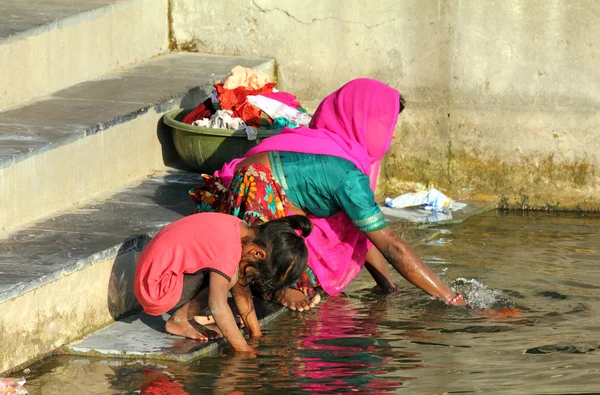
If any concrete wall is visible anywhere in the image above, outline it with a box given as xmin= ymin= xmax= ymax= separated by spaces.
xmin=171 ymin=0 xmax=600 ymax=210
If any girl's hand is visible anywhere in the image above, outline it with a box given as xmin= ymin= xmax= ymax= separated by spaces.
xmin=194 ymin=324 xmax=222 ymax=340
xmin=248 ymin=335 xmax=271 ymax=346
xmin=233 ymin=345 xmax=259 ymax=358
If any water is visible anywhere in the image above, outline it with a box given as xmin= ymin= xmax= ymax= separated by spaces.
xmin=21 ymin=211 xmax=600 ymax=394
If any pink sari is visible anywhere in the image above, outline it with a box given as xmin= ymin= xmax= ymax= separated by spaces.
xmin=216 ymin=79 xmax=400 ymax=295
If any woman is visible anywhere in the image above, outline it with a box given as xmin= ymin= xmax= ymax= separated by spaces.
xmin=191 ymin=78 xmax=466 ymax=311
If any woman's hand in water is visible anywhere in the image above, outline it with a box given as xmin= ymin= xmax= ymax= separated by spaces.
xmin=366 ymin=226 xmax=460 ymax=302
xmin=247 ymin=335 xmax=270 ymax=350
xmin=447 ymin=293 xmax=468 ymax=306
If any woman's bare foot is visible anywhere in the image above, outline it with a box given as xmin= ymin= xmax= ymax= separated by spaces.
xmin=166 ymin=315 xmax=222 ymax=341
xmin=280 ymin=289 xmax=321 ymax=312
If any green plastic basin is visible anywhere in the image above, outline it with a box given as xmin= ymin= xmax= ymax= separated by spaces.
xmin=163 ymin=108 xmax=279 ymax=173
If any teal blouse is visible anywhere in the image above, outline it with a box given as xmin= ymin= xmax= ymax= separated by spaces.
xmin=268 ymin=151 xmax=387 ymax=233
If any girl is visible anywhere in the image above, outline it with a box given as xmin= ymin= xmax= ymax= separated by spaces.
xmin=134 ymin=212 xmax=312 ymax=353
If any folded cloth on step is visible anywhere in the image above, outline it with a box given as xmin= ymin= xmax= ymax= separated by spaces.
xmin=385 ymin=187 xmax=453 ymax=212
xmin=192 ymin=110 xmax=257 ymax=140
xmin=247 ymin=95 xmax=311 ymax=126
xmin=222 ymin=65 xmax=271 ymax=90
xmin=181 ymin=97 xmax=216 ymax=124
xmin=216 ymin=82 xmax=276 ymax=127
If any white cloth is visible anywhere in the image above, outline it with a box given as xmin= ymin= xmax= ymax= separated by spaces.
xmin=384 ymin=188 xmax=454 ymax=212
xmin=246 ymin=95 xmax=311 ymax=126
xmin=192 ymin=110 xmax=257 ymax=140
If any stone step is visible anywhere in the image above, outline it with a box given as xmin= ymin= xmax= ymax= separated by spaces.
xmin=0 ymin=0 xmax=168 ymax=110
xmin=0 ymin=168 xmax=201 ymax=374
xmin=0 ymin=52 xmax=274 ymax=234
xmin=64 ymin=301 xmax=285 ymax=362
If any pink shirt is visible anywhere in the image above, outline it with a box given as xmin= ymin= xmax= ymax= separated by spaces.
xmin=134 ymin=212 xmax=244 ymax=315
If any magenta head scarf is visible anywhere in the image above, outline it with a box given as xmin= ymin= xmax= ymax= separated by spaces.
xmin=215 ymin=78 xmax=400 ymax=189
xmin=306 ymin=78 xmax=400 ymax=172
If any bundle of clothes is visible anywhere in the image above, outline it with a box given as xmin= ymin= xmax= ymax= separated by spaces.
xmin=182 ymin=65 xmax=311 ymax=140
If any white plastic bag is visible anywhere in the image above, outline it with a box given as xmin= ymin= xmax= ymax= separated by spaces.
xmin=385 ymin=188 xmax=453 ymax=212
xmin=247 ymin=95 xmax=311 ymax=126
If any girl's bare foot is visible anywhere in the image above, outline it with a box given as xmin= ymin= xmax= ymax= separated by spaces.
xmin=280 ymin=289 xmax=321 ymax=312
xmin=166 ymin=315 xmax=222 ymax=341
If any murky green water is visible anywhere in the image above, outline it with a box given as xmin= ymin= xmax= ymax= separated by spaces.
xmin=22 ymin=211 xmax=600 ymax=394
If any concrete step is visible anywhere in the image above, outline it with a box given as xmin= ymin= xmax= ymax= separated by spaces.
xmin=0 ymin=0 xmax=168 ymax=110
xmin=64 ymin=301 xmax=285 ymax=362
xmin=0 ymin=168 xmax=201 ymax=374
xmin=0 ymin=52 xmax=274 ymax=234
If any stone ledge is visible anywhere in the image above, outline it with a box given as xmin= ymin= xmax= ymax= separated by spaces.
xmin=0 ymin=52 xmax=274 ymax=232
xmin=0 ymin=0 xmax=118 ymax=43
xmin=0 ymin=53 xmax=273 ymax=170
xmin=0 ymin=0 xmax=169 ymax=110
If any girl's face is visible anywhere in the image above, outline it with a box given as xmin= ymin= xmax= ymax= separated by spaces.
xmin=241 ymin=241 xmax=266 ymax=263
xmin=238 ymin=241 xmax=266 ymax=285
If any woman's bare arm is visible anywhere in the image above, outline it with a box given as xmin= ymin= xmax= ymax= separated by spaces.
xmin=366 ymin=226 xmax=466 ymax=305
xmin=364 ymin=247 xmax=398 ymax=292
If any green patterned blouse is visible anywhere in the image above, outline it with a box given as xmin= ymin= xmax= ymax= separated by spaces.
xmin=268 ymin=151 xmax=387 ymax=233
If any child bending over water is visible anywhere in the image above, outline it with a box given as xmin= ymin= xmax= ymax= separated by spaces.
xmin=134 ymin=212 xmax=312 ymax=353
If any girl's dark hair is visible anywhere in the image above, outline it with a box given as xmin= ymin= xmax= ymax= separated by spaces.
xmin=241 ymin=215 xmax=312 ymax=299
xmin=399 ymin=95 xmax=406 ymax=114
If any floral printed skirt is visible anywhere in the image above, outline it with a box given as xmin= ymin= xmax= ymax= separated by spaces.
xmin=189 ymin=164 xmax=321 ymax=297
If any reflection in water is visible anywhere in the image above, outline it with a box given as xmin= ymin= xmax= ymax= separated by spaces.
xmin=22 ymin=212 xmax=600 ymax=394
xmin=137 ymin=368 xmax=189 ymax=395
xmin=291 ymin=297 xmax=411 ymax=394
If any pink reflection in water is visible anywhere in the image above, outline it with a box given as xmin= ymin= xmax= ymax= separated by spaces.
xmin=139 ymin=367 xmax=189 ymax=395
xmin=293 ymin=296 xmax=410 ymax=394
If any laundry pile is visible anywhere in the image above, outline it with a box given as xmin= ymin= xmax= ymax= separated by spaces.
xmin=182 ymin=66 xmax=311 ymax=140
